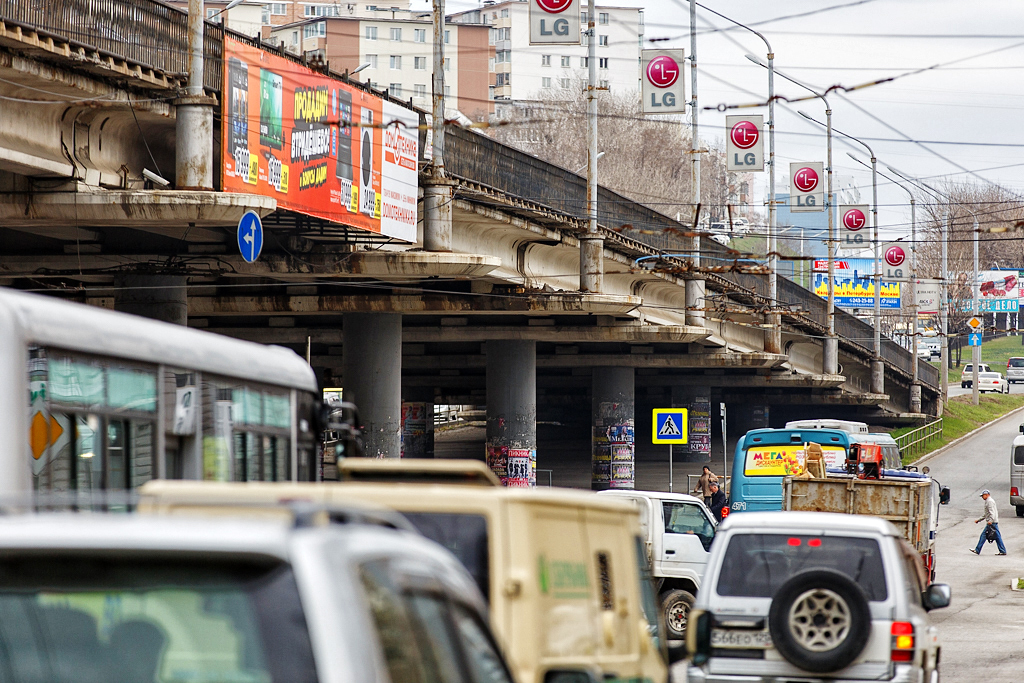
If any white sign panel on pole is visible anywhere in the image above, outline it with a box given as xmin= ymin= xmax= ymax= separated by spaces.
xmin=641 ymin=50 xmax=685 ymax=114
xmin=726 ymin=115 xmax=763 ymax=172
xmin=789 ymin=162 xmax=824 ymax=212
xmin=915 ymin=279 xmax=941 ymax=315
xmin=880 ymin=242 xmax=910 ymax=280
xmin=529 ymin=0 xmax=580 ymax=45
xmin=838 ymin=204 xmax=869 ymax=251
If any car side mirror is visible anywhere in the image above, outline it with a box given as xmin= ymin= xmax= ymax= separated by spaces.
xmin=1019 ymin=423 xmax=1024 ymax=434
xmin=923 ymin=583 xmax=951 ymax=611
xmin=939 ymin=487 xmax=950 ymax=505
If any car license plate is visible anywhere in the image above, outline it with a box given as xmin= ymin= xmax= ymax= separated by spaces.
xmin=710 ymin=629 xmax=773 ymax=649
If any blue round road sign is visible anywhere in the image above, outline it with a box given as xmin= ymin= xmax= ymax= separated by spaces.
xmin=237 ymin=211 xmax=263 ymax=263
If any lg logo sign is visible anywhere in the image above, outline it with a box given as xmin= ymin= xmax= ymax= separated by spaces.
xmin=641 ymin=50 xmax=685 ymax=114
xmin=885 ymin=245 xmax=906 ymax=268
xmin=843 ymin=208 xmax=866 ymax=231
xmin=794 ymin=166 xmax=819 ymax=192
xmin=726 ymin=115 xmax=763 ymax=171
xmin=529 ymin=0 xmax=579 ymax=45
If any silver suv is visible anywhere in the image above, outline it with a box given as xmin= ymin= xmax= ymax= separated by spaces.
xmin=0 ymin=513 xmax=515 ymax=683
xmin=685 ymin=512 xmax=950 ymax=683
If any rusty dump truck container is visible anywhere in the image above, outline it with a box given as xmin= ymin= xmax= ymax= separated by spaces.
xmin=782 ymin=474 xmax=939 ymax=573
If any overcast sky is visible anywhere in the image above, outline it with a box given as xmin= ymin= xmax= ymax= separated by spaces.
xmin=415 ymin=0 xmax=1024 ymax=243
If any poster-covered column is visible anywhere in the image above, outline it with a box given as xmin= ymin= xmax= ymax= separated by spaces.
xmin=485 ymin=341 xmax=537 ymax=487
xmin=671 ymin=386 xmax=711 ymax=463
xmin=591 ymin=367 xmax=635 ymax=490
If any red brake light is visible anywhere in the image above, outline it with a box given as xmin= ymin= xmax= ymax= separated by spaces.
xmin=808 ymin=538 xmax=822 ymax=547
xmin=1012 ymin=487 xmax=1019 ymax=497
xmin=787 ymin=537 xmax=801 ymax=546
xmin=720 ymin=507 xmax=729 ymax=518
xmin=891 ymin=621 xmax=915 ymax=662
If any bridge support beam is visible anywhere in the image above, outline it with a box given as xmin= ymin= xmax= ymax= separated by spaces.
xmin=114 ymin=274 xmax=187 ymax=325
xmin=685 ymin=278 xmax=705 ymax=327
xmin=423 ymin=180 xmax=454 ymax=252
xmin=823 ymin=336 xmax=839 ymax=375
xmin=486 ymin=340 xmax=537 ymax=486
xmin=176 ymin=0 xmax=214 ymax=190
xmin=870 ymin=359 xmax=885 ymax=395
xmin=910 ymin=384 xmax=922 ymax=414
xmin=344 ymin=313 xmax=402 ymax=458
xmin=591 ymin=367 xmax=635 ymax=491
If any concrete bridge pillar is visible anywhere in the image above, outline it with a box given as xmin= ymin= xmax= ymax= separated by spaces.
xmin=401 ymin=389 xmax=435 ymax=458
xmin=910 ymin=384 xmax=922 ymax=414
xmin=672 ymin=385 xmax=712 ymax=464
xmin=870 ymin=359 xmax=885 ymax=395
xmin=485 ymin=340 xmax=536 ymax=486
xmin=344 ymin=313 xmax=402 ymax=458
xmin=113 ymin=274 xmax=187 ymax=325
xmin=591 ymin=367 xmax=634 ymax=491
xmin=685 ymin=278 xmax=706 ymax=327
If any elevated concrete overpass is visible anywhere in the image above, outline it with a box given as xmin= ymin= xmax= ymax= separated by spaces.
xmin=0 ymin=1 xmax=939 ymax=484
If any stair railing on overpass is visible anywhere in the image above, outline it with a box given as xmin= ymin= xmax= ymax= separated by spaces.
xmin=894 ymin=418 xmax=942 ymax=462
xmin=2 ymin=0 xmax=935 ymax=392
xmin=0 ymin=0 xmax=225 ymax=91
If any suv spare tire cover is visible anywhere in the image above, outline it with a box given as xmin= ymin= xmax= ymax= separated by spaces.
xmin=767 ymin=570 xmax=871 ymax=674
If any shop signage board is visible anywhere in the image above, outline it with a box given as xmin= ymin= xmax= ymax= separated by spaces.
xmin=725 ymin=115 xmax=763 ymax=171
xmin=641 ymin=50 xmax=685 ymax=114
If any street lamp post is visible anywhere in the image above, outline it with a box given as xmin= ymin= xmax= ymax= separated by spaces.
xmin=697 ymin=7 xmax=778 ymax=355
xmin=863 ymin=161 xmax=920 ymax=411
xmin=801 ymin=116 xmax=883 ymax=393
xmin=972 ymin=217 xmax=980 ymax=406
xmin=747 ymin=59 xmax=836 ymax=373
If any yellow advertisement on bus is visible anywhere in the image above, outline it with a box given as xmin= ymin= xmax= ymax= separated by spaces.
xmin=743 ymin=444 xmax=846 ymax=476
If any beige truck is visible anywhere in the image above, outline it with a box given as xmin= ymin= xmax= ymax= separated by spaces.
xmin=781 ymin=471 xmax=949 ymax=579
xmin=139 ymin=459 xmax=670 ymax=683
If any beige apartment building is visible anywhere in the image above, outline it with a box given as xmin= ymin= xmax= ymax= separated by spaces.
xmin=450 ymin=0 xmax=643 ymax=116
xmin=268 ymin=15 xmax=494 ymax=118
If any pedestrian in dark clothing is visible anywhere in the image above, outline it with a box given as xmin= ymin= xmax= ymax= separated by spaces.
xmin=693 ymin=466 xmax=719 ymax=507
xmin=708 ymin=481 xmax=727 ymax=522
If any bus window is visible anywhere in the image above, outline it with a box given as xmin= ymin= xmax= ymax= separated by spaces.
xmin=31 ymin=349 xmax=156 ymax=496
xmin=203 ymin=377 xmax=292 ymax=482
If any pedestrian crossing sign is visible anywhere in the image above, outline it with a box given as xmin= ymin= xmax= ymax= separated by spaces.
xmin=652 ymin=408 xmax=688 ymax=444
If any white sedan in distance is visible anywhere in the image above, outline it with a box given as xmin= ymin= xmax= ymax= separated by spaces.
xmin=978 ymin=371 xmax=1010 ymax=393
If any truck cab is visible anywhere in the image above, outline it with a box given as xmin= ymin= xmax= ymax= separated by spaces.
xmin=599 ymin=490 xmax=717 ymax=641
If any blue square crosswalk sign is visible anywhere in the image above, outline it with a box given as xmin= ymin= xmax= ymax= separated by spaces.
xmin=968 ymin=332 xmax=982 ymax=347
xmin=652 ymin=408 xmax=688 ymax=444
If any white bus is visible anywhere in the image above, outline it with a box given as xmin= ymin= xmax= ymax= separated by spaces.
xmin=0 ymin=288 xmax=321 ymax=497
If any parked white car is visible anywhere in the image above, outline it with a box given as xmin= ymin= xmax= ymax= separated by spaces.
xmin=686 ymin=511 xmax=950 ymax=683
xmin=0 ymin=512 xmax=514 ymax=683
xmin=599 ymin=490 xmax=717 ymax=640
xmin=978 ymin=371 xmax=1010 ymax=393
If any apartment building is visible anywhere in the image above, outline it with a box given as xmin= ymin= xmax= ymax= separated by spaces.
xmin=259 ymin=0 xmax=416 ymax=27
xmin=268 ymin=16 xmax=494 ymax=118
xmin=450 ymin=0 xmax=642 ymax=115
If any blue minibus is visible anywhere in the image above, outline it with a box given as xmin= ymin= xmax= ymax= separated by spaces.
xmin=728 ymin=428 xmax=853 ymax=512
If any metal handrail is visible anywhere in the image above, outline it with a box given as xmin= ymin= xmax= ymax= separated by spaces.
xmin=895 ymin=418 xmax=943 ymax=461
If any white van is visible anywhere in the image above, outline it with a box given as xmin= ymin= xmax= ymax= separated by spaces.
xmin=1012 ymin=424 xmax=1024 ymax=517
xmin=785 ymin=420 xmax=902 ymax=468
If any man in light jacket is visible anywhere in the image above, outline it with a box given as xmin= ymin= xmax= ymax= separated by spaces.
xmin=693 ymin=466 xmax=719 ymax=507
xmin=972 ymin=489 xmax=1007 ymax=555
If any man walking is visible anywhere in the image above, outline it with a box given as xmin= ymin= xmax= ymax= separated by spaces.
xmin=708 ymin=481 xmax=727 ymax=522
xmin=972 ymin=489 xmax=1007 ymax=556
xmin=693 ymin=466 xmax=719 ymax=507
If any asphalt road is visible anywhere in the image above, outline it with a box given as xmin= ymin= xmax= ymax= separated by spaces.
xmin=924 ymin=409 xmax=1024 ymax=681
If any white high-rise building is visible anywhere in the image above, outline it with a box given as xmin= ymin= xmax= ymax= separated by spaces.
xmin=450 ymin=0 xmax=642 ymax=116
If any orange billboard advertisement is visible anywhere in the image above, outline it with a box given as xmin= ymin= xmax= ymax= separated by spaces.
xmin=222 ymin=37 xmax=419 ymax=242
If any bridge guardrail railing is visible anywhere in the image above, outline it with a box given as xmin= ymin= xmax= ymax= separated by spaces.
xmin=895 ymin=418 xmax=942 ymax=461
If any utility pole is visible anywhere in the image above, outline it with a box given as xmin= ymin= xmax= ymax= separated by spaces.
xmin=972 ymin=217 xmax=980 ymax=406
xmin=176 ymin=0 xmax=214 ymax=189
xmin=580 ymin=0 xmax=602 ymax=292
xmin=684 ymin=0 xmax=705 ymax=327
xmin=941 ymin=212 xmax=949 ymax=402
xmin=910 ymin=196 xmax=920 ymax=411
xmin=423 ymin=0 xmax=453 ymax=251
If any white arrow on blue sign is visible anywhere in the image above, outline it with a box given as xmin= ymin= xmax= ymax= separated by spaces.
xmin=237 ymin=210 xmax=264 ymax=263
xmin=968 ymin=332 xmax=982 ymax=347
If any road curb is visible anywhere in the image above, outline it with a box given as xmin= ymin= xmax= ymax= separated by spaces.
xmin=910 ymin=405 xmax=1024 ymax=467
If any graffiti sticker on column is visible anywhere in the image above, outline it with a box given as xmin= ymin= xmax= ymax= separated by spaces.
xmin=652 ymin=408 xmax=688 ymax=444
